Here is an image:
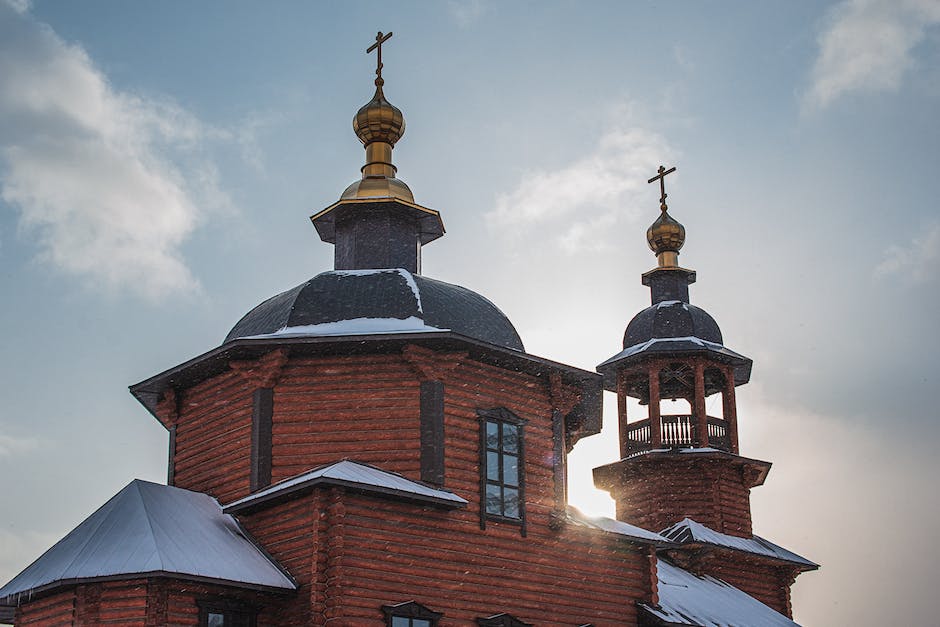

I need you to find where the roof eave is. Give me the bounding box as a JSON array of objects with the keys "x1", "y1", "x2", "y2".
[
  {"x1": 0, "y1": 570, "x2": 297, "y2": 608},
  {"x1": 130, "y1": 332, "x2": 603, "y2": 441}
]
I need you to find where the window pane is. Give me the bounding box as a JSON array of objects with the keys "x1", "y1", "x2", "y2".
[
  {"x1": 503, "y1": 487, "x2": 519, "y2": 518},
  {"x1": 503, "y1": 454, "x2": 518, "y2": 486},
  {"x1": 391, "y1": 617, "x2": 410, "y2": 627},
  {"x1": 486, "y1": 421, "x2": 499, "y2": 449},
  {"x1": 207, "y1": 613, "x2": 225, "y2": 627},
  {"x1": 502, "y1": 423, "x2": 518, "y2": 452},
  {"x1": 486, "y1": 451, "x2": 500, "y2": 481},
  {"x1": 485, "y1": 483, "x2": 502, "y2": 514},
  {"x1": 230, "y1": 614, "x2": 253, "y2": 627},
  {"x1": 413, "y1": 620, "x2": 431, "y2": 627}
]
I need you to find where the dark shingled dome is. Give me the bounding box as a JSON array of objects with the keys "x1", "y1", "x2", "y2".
[
  {"x1": 623, "y1": 300, "x2": 722, "y2": 349},
  {"x1": 225, "y1": 269, "x2": 524, "y2": 351}
]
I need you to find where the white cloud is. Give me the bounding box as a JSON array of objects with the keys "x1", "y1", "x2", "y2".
[
  {"x1": 805, "y1": 0, "x2": 940, "y2": 110},
  {"x1": 1, "y1": 0, "x2": 29, "y2": 14},
  {"x1": 0, "y1": 5, "x2": 230, "y2": 299},
  {"x1": 874, "y1": 220, "x2": 940, "y2": 283},
  {"x1": 485, "y1": 124, "x2": 674, "y2": 253},
  {"x1": 0, "y1": 432, "x2": 38, "y2": 457},
  {"x1": 448, "y1": 0, "x2": 486, "y2": 28}
]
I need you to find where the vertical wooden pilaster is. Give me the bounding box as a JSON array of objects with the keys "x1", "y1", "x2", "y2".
[
  {"x1": 419, "y1": 380, "x2": 445, "y2": 486},
  {"x1": 694, "y1": 360, "x2": 708, "y2": 447},
  {"x1": 648, "y1": 365, "x2": 663, "y2": 448},
  {"x1": 723, "y1": 365, "x2": 739, "y2": 453},
  {"x1": 617, "y1": 370, "x2": 629, "y2": 459}
]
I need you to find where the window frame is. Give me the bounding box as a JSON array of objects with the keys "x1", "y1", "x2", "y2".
[
  {"x1": 381, "y1": 600, "x2": 443, "y2": 627},
  {"x1": 477, "y1": 613, "x2": 533, "y2": 626},
  {"x1": 196, "y1": 599, "x2": 258, "y2": 627},
  {"x1": 478, "y1": 408, "x2": 527, "y2": 534}
]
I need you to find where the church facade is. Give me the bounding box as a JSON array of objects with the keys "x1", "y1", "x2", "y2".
[{"x1": 0, "y1": 35, "x2": 816, "y2": 626}]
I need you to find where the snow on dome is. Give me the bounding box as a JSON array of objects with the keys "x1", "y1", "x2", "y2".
[{"x1": 225, "y1": 269, "x2": 523, "y2": 351}]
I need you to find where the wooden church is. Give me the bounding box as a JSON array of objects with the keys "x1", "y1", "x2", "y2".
[{"x1": 0, "y1": 34, "x2": 816, "y2": 626}]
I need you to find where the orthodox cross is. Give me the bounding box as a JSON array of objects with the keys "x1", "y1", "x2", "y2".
[
  {"x1": 367, "y1": 31, "x2": 393, "y2": 83},
  {"x1": 648, "y1": 165, "x2": 677, "y2": 212}
]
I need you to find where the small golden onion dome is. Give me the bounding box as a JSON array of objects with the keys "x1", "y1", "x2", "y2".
[
  {"x1": 647, "y1": 210, "x2": 686, "y2": 266},
  {"x1": 353, "y1": 80, "x2": 405, "y2": 147}
]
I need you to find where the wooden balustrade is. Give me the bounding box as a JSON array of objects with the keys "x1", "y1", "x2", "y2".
[{"x1": 623, "y1": 414, "x2": 731, "y2": 456}]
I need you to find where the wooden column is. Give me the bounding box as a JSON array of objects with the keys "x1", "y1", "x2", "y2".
[
  {"x1": 648, "y1": 365, "x2": 663, "y2": 448},
  {"x1": 723, "y1": 365, "x2": 739, "y2": 453},
  {"x1": 694, "y1": 361, "x2": 708, "y2": 447},
  {"x1": 617, "y1": 370, "x2": 629, "y2": 459}
]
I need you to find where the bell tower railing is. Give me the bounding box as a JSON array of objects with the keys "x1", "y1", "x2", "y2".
[{"x1": 622, "y1": 414, "x2": 731, "y2": 456}]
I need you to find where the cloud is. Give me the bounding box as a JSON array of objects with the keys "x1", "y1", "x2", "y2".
[
  {"x1": 874, "y1": 220, "x2": 940, "y2": 283},
  {"x1": 805, "y1": 0, "x2": 940, "y2": 110},
  {"x1": 448, "y1": 0, "x2": 486, "y2": 28},
  {"x1": 0, "y1": 432, "x2": 39, "y2": 457},
  {"x1": 0, "y1": 5, "x2": 230, "y2": 300},
  {"x1": 485, "y1": 124, "x2": 674, "y2": 253}
]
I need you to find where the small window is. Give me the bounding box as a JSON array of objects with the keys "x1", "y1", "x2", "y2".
[
  {"x1": 478, "y1": 408, "x2": 526, "y2": 529},
  {"x1": 382, "y1": 601, "x2": 442, "y2": 627},
  {"x1": 198, "y1": 601, "x2": 256, "y2": 627}
]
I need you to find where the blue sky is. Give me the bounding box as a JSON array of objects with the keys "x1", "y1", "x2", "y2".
[{"x1": 1, "y1": 1, "x2": 938, "y2": 625}]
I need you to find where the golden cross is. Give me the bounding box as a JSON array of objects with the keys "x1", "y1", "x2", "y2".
[
  {"x1": 366, "y1": 31, "x2": 393, "y2": 83},
  {"x1": 648, "y1": 165, "x2": 677, "y2": 212}
]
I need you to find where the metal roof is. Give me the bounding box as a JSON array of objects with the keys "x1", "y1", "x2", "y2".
[
  {"x1": 224, "y1": 459, "x2": 469, "y2": 514},
  {"x1": 660, "y1": 518, "x2": 818, "y2": 569},
  {"x1": 0, "y1": 480, "x2": 295, "y2": 607},
  {"x1": 641, "y1": 560, "x2": 801, "y2": 627},
  {"x1": 565, "y1": 506, "x2": 672, "y2": 545}
]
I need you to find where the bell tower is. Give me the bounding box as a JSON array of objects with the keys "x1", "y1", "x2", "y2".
[{"x1": 593, "y1": 165, "x2": 770, "y2": 538}]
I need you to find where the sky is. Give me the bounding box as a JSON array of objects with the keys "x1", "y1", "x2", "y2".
[{"x1": 0, "y1": 1, "x2": 938, "y2": 625}]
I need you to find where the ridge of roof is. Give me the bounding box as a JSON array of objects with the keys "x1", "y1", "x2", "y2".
[
  {"x1": 0, "y1": 480, "x2": 296, "y2": 607},
  {"x1": 565, "y1": 506, "x2": 672, "y2": 545},
  {"x1": 660, "y1": 517, "x2": 817, "y2": 569},
  {"x1": 223, "y1": 459, "x2": 468, "y2": 514}
]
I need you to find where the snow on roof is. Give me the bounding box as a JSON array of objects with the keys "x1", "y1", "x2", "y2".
[
  {"x1": 333, "y1": 268, "x2": 423, "y2": 313},
  {"x1": 0, "y1": 480, "x2": 295, "y2": 606},
  {"x1": 565, "y1": 506, "x2": 671, "y2": 545},
  {"x1": 660, "y1": 518, "x2": 817, "y2": 569},
  {"x1": 600, "y1": 335, "x2": 744, "y2": 366},
  {"x1": 224, "y1": 459, "x2": 468, "y2": 513},
  {"x1": 241, "y1": 316, "x2": 447, "y2": 339},
  {"x1": 642, "y1": 559, "x2": 800, "y2": 627}
]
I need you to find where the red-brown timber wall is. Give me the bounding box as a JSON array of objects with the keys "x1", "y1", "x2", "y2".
[
  {"x1": 170, "y1": 349, "x2": 568, "y2": 510},
  {"x1": 441, "y1": 358, "x2": 556, "y2": 515},
  {"x1": 14, "y1": 589, "x2": 74, "y2": 626},
  {"x1": 329, "y1": 493, "x2": 651, "y2": 625},
  {"x1": 271, "y1": 354, "x2": 422, "y2": 483},
  {"x1": 174, "y1": 370, "x2": 254, "y2": 503},
  {"x1": 612, "y1": 458, "x2": 753, "y2": 537}
]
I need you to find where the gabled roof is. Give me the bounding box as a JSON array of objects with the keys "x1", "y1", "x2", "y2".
[
  {"x1": 641, "y1": 560, "x2": 800, "y2": 627},
  {"x1": 224, "y1": 459, "x2": 468, "y2": 514},
  {"x1": 0, "y1": 480, "x2": 296, "y2": 607},
  {"x1": 565, "y1": 506, "x2": 672, "y2": 545},
  {"x1": 660, "y1": 518, "x2": 817, "y2": 569}
]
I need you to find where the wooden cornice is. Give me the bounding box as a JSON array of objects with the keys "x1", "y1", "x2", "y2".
[{"x1": 229, "y1": 348, "x2": 290, "y2": 388}]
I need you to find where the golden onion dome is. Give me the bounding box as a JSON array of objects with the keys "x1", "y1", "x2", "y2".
[
  {"x1": 647, "y1": 209, "x2": 685, "y2": 267},
  {"x1": 353, "y1": 79, "x2": 405, "y2": 147}
]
